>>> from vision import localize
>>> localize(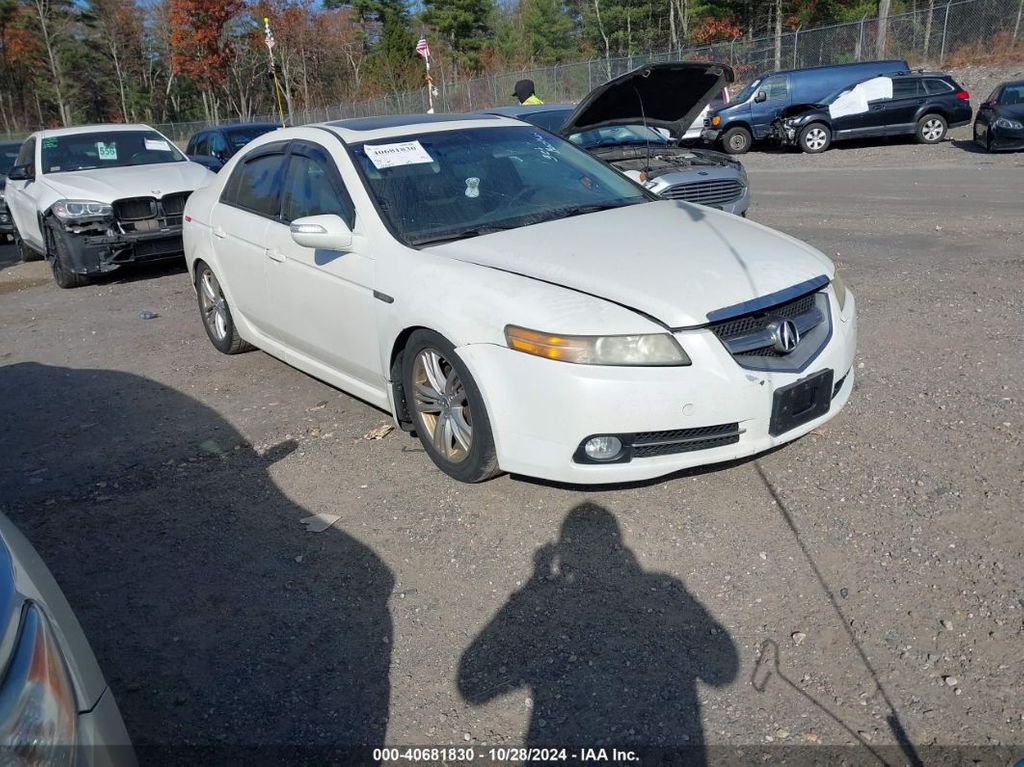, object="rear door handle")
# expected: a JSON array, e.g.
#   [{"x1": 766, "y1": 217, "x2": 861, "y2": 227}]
[
  {"x1": 213, "y1": 226, "x2": 226, "y2": 239},
  {"x1": 266, "y1": 248, "x2": 285, "y2": 263}
]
